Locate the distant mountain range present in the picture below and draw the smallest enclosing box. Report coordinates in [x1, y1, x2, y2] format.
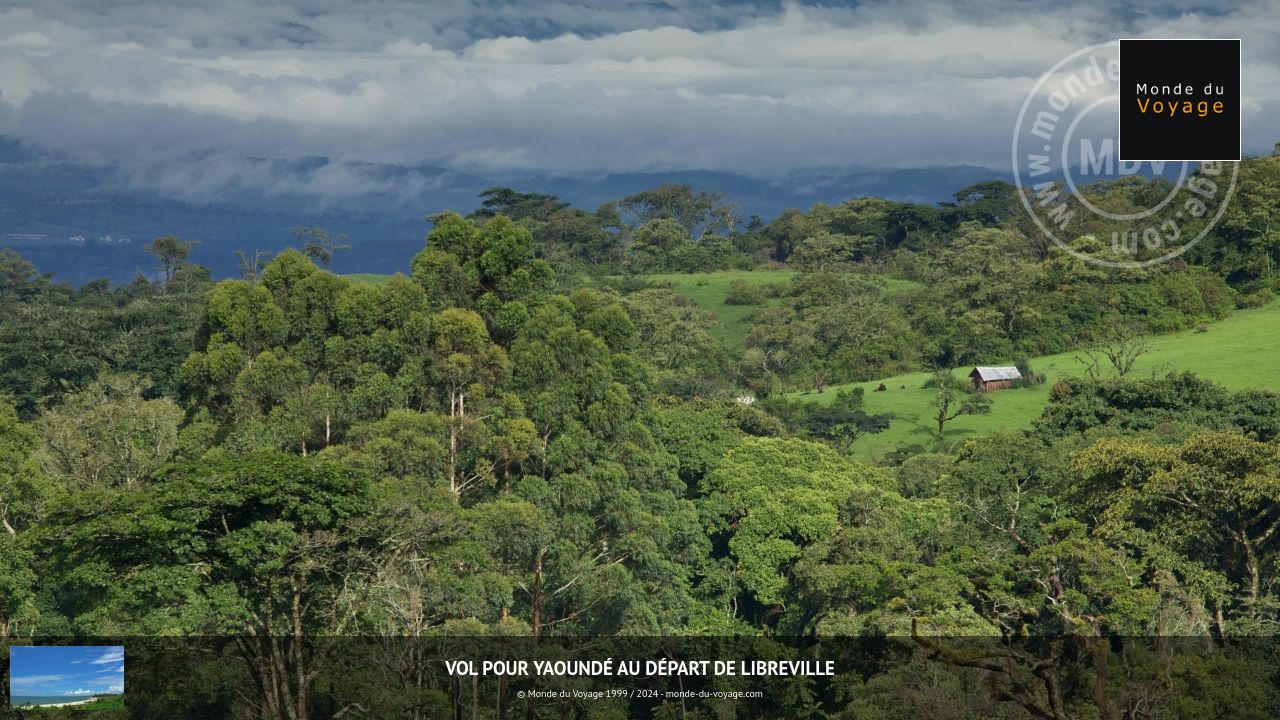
[0, 136, 1006, 283]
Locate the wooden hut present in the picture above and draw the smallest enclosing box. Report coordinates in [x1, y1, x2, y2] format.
[969, 366, 1022, 392]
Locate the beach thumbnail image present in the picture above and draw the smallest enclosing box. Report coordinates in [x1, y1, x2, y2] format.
[8, 646, 124, 712]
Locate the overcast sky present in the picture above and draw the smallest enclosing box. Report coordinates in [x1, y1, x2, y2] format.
[2, 0, 1279, 187]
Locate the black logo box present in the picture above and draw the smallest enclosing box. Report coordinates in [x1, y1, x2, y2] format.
[1119, 38, 1241, 161]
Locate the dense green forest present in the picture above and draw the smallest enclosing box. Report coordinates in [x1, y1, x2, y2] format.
[3, 152, 1280, 719]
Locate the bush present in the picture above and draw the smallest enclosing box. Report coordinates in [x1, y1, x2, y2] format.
[1238, 288, 1276, 309]
[725, 280, 768, 306]
[1014, 356, 1045, 387]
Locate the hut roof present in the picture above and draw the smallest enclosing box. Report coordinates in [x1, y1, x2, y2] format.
[970, 366, 1022, 381]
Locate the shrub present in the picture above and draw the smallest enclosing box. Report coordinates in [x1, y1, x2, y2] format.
[1014, 356, 1045, 387]
[725, 280, 768, 306]
[1238, 288, 1276, 309]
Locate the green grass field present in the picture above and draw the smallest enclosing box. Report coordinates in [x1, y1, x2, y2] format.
[639, 270, 796, 343]
[639, 270, 919, 344]
[792, 300, 1280, 463]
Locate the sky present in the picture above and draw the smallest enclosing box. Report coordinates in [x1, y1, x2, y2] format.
[8, 646, 125, 699]
[1, 0, 1278, 200]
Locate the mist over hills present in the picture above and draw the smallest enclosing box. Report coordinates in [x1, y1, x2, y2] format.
[0, 137, 1006, 283]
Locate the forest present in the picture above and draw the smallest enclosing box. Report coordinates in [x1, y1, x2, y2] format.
[3, 151, 1280, 719]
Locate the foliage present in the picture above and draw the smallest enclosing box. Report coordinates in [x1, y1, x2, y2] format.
[3, 167, 1280, 716]
[36, 374, 183, 490]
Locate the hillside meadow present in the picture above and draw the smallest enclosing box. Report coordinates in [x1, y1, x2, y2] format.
[792, 299, 1280, 462]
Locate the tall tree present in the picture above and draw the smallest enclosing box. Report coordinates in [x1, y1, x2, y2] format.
[615, 184, 738, 238]
[144, 235, 198, 282]
[291, 227, 351, 267]
[932, 369, 992, 440]
[36, 374, 183, 490]
[47, 453, 376, 720]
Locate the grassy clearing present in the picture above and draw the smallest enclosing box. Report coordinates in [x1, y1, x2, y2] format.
[792, 300, 1280, 463]
[638, 270, 919, 344]
[639, 270, 796, 343]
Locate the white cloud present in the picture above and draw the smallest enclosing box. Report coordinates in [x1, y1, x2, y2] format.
[64, 689, 94, 696]
[10, 674, 68, 688]
[89, 647, 124, 665]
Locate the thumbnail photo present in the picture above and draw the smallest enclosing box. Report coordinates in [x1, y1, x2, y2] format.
[8, 647, 124, 715]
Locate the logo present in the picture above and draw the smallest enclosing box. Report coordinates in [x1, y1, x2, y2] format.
[1012, 41, 1238, 268]
[1119, 39, 1241, 162]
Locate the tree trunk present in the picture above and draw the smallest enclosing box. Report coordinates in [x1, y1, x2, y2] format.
[1088, 638, 1117, 720]
[531, 552, 544, 639]
[448, 391, 465, 498]
[1242, 532, 1261, 611]
[292, 583, 309, 720]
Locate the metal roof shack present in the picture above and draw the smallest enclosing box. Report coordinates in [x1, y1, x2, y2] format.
[969, 366, 1022, 392]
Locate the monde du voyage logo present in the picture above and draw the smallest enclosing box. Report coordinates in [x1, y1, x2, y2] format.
[1013, 39, 1241, 268]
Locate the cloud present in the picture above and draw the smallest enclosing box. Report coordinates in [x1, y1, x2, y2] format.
[64, 689, 95, 696]
[89, 647, 124, 665]
[1, 0, 1277, 202]
[10, 675, 69, 689]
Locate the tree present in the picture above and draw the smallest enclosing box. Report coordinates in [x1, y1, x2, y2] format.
[469, 188, 568, 222]
[797, 388, 891, 452]
[782, 481, 970, 636]
[939, 181, 1017, 227]
[412, 213, 552, 312]
[144, 235, 198, 283]
[701, 437, 894, 610]
[791, 230, 864, 270]
[1201, 152, 1280, 283]
[615, 184, 738, 239]
[1036, 371, 1280, 442]
[931, 370, 991, 440]
[626, 218, 695, 272]
[0, 397, 50, 537]
[201, 279, 288, 363]
[429, 308, 511, 499]
[0, 394, 51, 641]
[1076, 432, 1280, 631]
[0, 532, 37, 641]
[1093, 314, 1152, 377]
[47, 452, 376, 720]
[0, 249, 45, 308]
[36, 374, 183, 489]
[291, 227, 351, 267]
[929, 432, 1163, 720]
[534, 208, 617, 266]
[235, 249, 274, 282]
[0, 282, 201, 419]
